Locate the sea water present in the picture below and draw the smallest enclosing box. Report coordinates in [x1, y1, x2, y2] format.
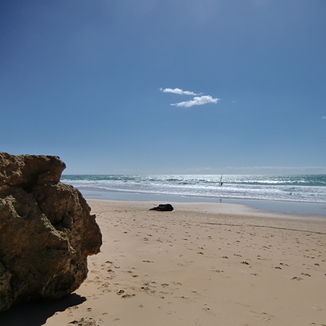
[61, 174, 326, 216]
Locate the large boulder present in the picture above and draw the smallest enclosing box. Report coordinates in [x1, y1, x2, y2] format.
[0, 152, 102, 311]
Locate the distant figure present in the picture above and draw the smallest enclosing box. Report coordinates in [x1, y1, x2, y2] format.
[219, 174, 223, 186]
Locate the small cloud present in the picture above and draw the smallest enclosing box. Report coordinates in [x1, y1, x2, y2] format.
[160, 88, 197, 96]
[323, 116, 326, 119]
[161, 87, 219, 108]
[171, 95, 219, 108]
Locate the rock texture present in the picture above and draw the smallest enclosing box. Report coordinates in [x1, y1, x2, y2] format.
[0, 152, 102, 311]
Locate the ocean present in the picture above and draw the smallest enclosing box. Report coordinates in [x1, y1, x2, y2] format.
[61, 174, 326, 216]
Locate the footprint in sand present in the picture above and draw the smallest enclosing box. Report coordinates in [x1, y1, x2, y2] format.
[250, 311, 274, 322]
[121, 294, 136, 298]
[116, 289, 125, 295]
[69, 317, 97, 326]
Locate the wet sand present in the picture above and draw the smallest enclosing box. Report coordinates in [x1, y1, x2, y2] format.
[1, 199, 326, 326]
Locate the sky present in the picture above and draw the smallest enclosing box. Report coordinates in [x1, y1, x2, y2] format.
[1, 0, 326, 174]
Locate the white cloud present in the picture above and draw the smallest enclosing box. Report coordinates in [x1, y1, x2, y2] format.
[171, 95, 219, 108]
[323, 116, 326, 119]
[160, 88, 197, 96]
[161, 87, 219, 108]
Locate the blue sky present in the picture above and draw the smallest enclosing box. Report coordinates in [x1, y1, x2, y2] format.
[1, 0, 325, 174]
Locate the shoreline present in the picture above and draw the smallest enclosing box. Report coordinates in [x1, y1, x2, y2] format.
[1, 199, 326, 326]
[78, 188, 326, 217]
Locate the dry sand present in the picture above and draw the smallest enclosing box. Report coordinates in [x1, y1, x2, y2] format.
[1, 199, 326, 326]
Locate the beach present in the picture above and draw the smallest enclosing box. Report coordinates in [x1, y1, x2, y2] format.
[1, 199, 326, 326]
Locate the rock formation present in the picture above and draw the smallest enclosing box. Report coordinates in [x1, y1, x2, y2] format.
[0, 152, 102, 311]
[150, 204, 174, 211]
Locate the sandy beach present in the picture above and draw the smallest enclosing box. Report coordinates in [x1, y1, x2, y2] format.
[1, 199, 326, 326]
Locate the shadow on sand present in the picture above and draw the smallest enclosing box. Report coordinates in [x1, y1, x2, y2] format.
[0, 293, 86, 326]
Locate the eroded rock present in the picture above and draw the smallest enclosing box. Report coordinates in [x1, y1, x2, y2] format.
[0, 152, 102, 311]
